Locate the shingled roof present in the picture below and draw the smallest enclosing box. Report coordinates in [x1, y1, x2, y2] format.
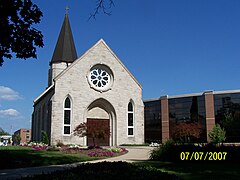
[50, 12, 77, 65]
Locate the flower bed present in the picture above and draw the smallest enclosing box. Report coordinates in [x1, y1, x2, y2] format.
[20, 142, 48, 151]
[87, 149, 114, 157]
[87, 147, 128, 157]
[19, 142, 128, 158]
[61, 145, 128, 158]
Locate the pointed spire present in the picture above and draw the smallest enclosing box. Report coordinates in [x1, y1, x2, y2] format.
[50, 9, 77, 65]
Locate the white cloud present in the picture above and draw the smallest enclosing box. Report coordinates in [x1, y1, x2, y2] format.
[0, 86, 22, 101]
[0, 109, 20, 117]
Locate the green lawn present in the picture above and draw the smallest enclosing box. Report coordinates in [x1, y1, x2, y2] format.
[135, 161, 240, 180]
[0, 146, 97, 170]
[1, 146, 240, 179]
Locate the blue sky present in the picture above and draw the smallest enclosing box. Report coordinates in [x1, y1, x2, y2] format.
[1, 0, 240, 133]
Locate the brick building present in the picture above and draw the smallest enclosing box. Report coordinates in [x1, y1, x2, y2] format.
[13, 129, 31, 144]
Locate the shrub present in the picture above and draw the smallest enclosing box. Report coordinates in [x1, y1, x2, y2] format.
[150, 139, 175, 161]
[56, 141, 65, 147]
[22, 162, 178, 180]
[41, 131, 49, 145]
[15, 134, 21, 145]
[208, 124, 226, 145]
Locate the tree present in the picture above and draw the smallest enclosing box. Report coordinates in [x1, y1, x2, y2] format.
[0, 127, 10, 136]
[0, 0, 115, 66]
[221, 112, 233, 131]
[15, 133, 21, 145]
[89, 0, 115, 20]
[0, 0, 44, 66]
[74, 121, 110, 147]
[41, 131, 49, 145]
[171, 122, 202, 143]
[208, 124, 226, 146]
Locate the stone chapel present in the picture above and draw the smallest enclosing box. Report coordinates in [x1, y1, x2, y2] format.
[31, 12, 144, 146]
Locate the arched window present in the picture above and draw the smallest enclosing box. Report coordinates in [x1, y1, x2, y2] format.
[63, 97, 71, 135]
[128, 101, 134, 136]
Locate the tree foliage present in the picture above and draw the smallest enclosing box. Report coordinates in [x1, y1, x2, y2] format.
[150, 139, 175, 161]
[0, 0, 116, 66]
[0, 0, 44, 66]
[171, 122, 202, 143]
[0, 127, 10, 136]
[15, 133, 21, 145]
[74, 121, 110, 147]
[41, 130, 49, 145]
[222, 112, 234, 131]
[208, 124, 226, 145]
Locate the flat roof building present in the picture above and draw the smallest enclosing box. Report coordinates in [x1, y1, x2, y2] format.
[144, 90, 240, 144]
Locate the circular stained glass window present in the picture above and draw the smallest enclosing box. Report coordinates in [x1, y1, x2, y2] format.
[88, 65, 113, 92]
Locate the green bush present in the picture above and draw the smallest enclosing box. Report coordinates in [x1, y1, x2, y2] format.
[41, 131, 49, 145]
[22, 162, 178, 180]
[150, 139, 175, 161]
[208, 124, 226, 145]
[15, 133, 21, 145]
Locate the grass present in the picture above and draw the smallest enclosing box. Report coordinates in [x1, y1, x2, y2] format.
[0, 146, 98, 170]
[134, 161, 240, 180]
[1, 146, 240, 179]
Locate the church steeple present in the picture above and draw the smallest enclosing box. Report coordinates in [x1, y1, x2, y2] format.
[50, 8, 77, 65]
[48, 9, 78, 86]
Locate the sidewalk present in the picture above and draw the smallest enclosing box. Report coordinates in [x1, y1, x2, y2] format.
[0, 146, 154, 180]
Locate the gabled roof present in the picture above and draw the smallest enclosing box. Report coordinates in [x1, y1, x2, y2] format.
[50, 13, 77, 65]
[33, 84, 54, 105]
[54, 39, 142, 89]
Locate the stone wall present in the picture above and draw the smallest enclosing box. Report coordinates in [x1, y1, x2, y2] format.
[50, 40, 144, 146]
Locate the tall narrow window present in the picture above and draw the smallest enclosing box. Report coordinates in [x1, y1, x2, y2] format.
[128, 101, 134, 136]
[63, 97, 71, 135]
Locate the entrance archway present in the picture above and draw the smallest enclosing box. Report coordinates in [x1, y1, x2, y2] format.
[85, 98, 116, 146]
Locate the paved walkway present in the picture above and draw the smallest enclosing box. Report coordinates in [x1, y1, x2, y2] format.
[0, 146, 154, 180]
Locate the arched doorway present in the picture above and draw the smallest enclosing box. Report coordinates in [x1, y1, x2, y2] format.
[85, 98, 116, 146]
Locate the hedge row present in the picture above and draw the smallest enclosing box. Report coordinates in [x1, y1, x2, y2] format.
[23, 161, 179, 180]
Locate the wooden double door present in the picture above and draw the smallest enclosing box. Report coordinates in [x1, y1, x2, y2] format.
[87, 118, 110, 146]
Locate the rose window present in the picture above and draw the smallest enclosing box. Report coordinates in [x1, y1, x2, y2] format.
[90, 69, 110, 88]
[88, 64, 113, 92]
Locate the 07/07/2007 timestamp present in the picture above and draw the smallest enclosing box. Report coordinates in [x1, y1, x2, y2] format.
[180, 152, 227, 160]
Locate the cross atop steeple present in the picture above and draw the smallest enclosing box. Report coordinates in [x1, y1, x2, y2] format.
[65, 6, 69, 15]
